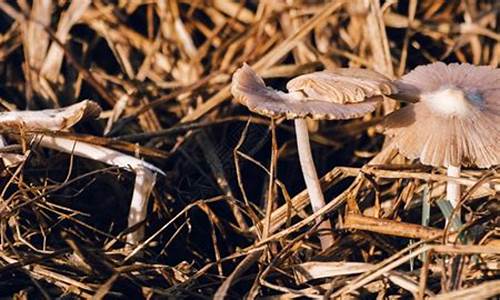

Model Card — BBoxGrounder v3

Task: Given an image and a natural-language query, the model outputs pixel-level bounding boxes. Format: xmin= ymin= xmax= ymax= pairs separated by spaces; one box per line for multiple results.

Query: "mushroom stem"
xmin=446 ymin=165 xmax=461 ymax=221
xmin=294 ymin=118 xmax=334 ymax=250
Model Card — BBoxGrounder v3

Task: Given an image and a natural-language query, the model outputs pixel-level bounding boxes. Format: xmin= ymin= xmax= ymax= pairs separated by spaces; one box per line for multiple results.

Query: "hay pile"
xmin=0 ymin=1 xmax=498 ymax=298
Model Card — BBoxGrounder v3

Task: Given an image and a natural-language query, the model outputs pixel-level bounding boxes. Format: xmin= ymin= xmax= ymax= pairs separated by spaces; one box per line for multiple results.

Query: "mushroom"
xmin=0 ymin=100 xmax=164 ymax=245
xmin=0 ymin=100 xmax=101 ymax=131
xmin=231 ymin=64 xmax=396 ymax=249
xmin=384 ymin=62 xmax=500 ymax=220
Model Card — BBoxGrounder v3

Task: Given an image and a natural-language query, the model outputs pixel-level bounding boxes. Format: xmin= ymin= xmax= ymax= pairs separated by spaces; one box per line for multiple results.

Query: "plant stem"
xmin=294 ymin=119 xmax=334 ymax=250
xmin=446 ymin=165 xmax=461 ymax=223
xmin=127 ymin=167 xmax=157 ymax=245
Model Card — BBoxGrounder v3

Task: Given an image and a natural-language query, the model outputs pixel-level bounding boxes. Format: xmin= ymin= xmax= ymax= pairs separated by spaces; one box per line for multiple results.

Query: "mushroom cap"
xmin=0 ymin=100 xmax=102 ymax=131
xmin=287 ymin=68 xmax=396 ymax=103
xmin=231 ymin=64 xmax=386 ymax=120
xmin=385 ymin=62 xmax=500 ymax=168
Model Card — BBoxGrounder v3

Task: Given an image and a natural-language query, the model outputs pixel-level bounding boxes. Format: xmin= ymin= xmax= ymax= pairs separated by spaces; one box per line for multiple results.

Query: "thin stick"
xmin=294 ymin=119 xmax=333 ymax=250
xmin=417 ymin=249 xmax=433 ymax=300
xmin=342 ymin=214 xmax=444 ymax=240
xmin=263 ymin=119 xmax=277 ymax=240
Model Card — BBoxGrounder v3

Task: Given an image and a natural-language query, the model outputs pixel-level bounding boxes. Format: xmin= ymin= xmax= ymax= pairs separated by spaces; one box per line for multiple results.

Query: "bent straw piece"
xmin=213 ymin=249 xmax=264 ymax=300
xmin=0 ymin=135 xmax=25 ymax=167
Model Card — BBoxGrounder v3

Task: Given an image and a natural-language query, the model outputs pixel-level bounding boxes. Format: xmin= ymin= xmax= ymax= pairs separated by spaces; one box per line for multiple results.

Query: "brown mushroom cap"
xmin=385 ymin=62 xmax=500 ymax=168
xmin=231 ymin=64 xmax=386 ymax=120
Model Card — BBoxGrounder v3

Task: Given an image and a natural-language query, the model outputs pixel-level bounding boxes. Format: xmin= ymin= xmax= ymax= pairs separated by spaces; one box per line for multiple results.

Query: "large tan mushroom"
xmin=385 ymin=62 xmax=500 ymax=218
xmin=232 ymin=63 xmax=396 ymax=249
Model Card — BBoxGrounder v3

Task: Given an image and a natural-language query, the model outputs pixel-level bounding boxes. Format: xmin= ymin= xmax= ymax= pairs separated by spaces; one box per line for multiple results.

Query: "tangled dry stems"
xmin=0 ymin=0 xmax=498 ymax=298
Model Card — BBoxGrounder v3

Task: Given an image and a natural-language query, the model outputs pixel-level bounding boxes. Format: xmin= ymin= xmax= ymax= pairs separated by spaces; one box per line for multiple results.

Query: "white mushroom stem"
xmin=446 ymin=165 xmax=461 ymax=217
xmin=128 ymin=166 xmax=157 ymax=245
xmin=294 ymin=119 xmax=334 ymax=250
xmin=32 ymin=134 xmax=163 ymax=245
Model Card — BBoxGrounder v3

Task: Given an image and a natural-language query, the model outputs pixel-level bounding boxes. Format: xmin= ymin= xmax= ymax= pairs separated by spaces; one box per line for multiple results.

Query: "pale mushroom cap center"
xmin=421 ymin=86 xmax=483 ymax=117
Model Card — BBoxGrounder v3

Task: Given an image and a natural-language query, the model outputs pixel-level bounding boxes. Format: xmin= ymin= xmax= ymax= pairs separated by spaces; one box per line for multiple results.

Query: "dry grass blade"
xmin=342 ymin=213 xmax=445 ymax=240
xmin=181 ymin=1 xmax=346 ymax=122
xmin=40 ymin=0 xmax=91 ymax=83
xmin=213 ymin=249 xmax=264 ymax=300
xmin=293 ymin=261 xmax=373 ymax=284
xmin=332 ymin=244 xmax=500 ymax=297
xmin=0 ymin=0 xmax=497 ymax=298
xmin=428 ymin=280 xmax=500 ymax=300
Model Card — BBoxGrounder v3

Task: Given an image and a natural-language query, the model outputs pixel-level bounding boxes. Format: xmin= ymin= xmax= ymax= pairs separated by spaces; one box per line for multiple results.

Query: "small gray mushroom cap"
xmin=385 ymin=62 xmax=500 ymax=168
xmin=231 ymin=64 xmax=394 ymax=120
